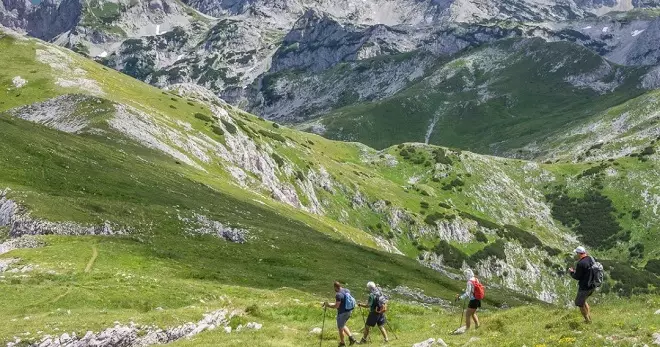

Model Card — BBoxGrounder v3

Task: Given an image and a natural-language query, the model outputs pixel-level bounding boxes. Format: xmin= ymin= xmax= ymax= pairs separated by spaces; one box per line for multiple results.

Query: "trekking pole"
xmin=385 ymin=319 xmax=398 ymax=340
xmin=459 ymin=298 xmax=466 ymax=329
xmin=359 ymin=306 xmax=371 ymax=343
xmin=320 ymin=305 xmax=327 ymax=347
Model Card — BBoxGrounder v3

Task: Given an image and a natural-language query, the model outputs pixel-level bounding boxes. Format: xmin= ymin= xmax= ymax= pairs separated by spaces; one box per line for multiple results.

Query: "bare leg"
xmin=472 ymin=311 xmax=480 ymax=328
xmin=343 ymin=326 xmax=352 ymax=338
xmin=465 ymin=308 xmax=475 ymax=330
xmin=338 ymin=328 xmax=345 ymax=345
xmin=362 ymin=326 xmax=370 ymax=340
xmin=580 ymin=302 xmax=592 ymax=323
xmin=378 ymin=325 xmax=389 ymax=341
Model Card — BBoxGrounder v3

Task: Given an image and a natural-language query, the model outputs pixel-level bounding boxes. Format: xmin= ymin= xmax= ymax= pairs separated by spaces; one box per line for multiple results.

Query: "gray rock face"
xmin=0 ymin=0 xmax=82 ymax=40
xmin=31 ymin=309 xmax=237 ymax=347
xmin=624 ymin=18 xmax=660 ymax=66
xmin=0 ymin=190 xmax=128 ymax=238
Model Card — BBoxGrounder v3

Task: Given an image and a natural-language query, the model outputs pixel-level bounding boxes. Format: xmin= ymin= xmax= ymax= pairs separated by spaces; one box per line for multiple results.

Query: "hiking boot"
xmin=349 ymin=336 xmax=357 ymax=345
xmin=338 ymin=343 xmax=346 ymax=347
xmin=359 ymin=337 xmax=368 ymax=344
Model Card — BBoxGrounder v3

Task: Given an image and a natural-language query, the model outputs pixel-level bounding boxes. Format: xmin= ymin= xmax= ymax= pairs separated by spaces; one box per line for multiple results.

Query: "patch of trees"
xmin=600 ymin=260 xmax=660 ymax=297
xmin=545 ymin=190 xmax=625 ymax=249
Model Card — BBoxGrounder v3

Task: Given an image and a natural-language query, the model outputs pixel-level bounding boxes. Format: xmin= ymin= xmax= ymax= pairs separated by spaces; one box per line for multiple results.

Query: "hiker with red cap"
xmin=455 ymin=268 xmax=484 ymax=332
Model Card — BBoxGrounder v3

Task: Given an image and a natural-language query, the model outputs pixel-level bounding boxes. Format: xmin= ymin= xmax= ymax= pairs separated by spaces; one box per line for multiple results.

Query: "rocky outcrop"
xmin=23 ymin=310 xmax=257 ymax=347
xmin=8 ymin=94 xmax=105 ymax=133
xmin=180 ymin=213 xmax=250 ymax=243
xmin=0 ymin=236 xmax=45 ymax=256
xmin=0 ymin=0 xmax=82 ymax=41
xmin=413 ymin=338 xmax=448 ymax=347
xmin=0 ymin=189 xmax=128 ymax=238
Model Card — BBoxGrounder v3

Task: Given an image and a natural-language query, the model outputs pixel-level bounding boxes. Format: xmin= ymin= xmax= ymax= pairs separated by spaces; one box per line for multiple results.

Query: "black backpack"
xmin=588 ymin=256 xmax=604 ymax=289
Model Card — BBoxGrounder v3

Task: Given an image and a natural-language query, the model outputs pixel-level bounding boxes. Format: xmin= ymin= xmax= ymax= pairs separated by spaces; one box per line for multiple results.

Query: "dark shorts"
xmin=366 ymin=312 xmax=386 ymax=327
xmin=337 ymin=310 xmax=352 ymax=329
xmin=575 ymin=289 xmax=594 ymax=307
xmin=468 ymin=299 xmax=481 ymax=309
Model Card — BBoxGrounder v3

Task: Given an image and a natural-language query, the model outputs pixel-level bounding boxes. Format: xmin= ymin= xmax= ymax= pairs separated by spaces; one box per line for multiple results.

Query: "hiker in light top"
xmin=358 ymin=281 xmax=389 ymax=344
xmin=569 ymin=246 xmax=594 ymax=323
xmin=455 ymin=268 xmax=482 ymax=331
xmin=323 ymin=281 xmax=358 ymax=346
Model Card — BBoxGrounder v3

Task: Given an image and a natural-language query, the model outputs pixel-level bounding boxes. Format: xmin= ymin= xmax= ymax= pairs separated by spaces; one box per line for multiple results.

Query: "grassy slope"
xmin=314 ymin=38 xmax=648 ymax=153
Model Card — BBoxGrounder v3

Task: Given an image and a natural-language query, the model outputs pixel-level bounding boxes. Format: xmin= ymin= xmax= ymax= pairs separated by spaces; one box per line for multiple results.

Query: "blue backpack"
xmin=343 ymin=289 xmax=356 ymax=311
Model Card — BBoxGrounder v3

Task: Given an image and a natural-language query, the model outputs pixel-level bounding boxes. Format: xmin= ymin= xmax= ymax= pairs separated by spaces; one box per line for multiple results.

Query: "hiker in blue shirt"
xmin=323 ymin=281 xmax=358 ymax=346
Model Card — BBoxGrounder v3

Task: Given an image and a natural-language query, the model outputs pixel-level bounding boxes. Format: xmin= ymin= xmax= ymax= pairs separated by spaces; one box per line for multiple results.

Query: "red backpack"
xmin=471 ymin=278 xmax=485 ymax=300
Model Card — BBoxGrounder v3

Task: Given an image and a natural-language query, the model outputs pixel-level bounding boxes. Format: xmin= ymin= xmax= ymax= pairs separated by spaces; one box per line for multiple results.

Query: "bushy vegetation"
xmin=221 ymin=119 xmax=237 ymax=134
xmin=644 ymin=259 xmax=660 ymax=276
xmin=424 ymin=212 xmax=455 ymax=226
xmin=194 ymin=113 xmax=213 ymax=122
xmin=211 ymin=125 xmax=224 ymax=136
xmin=546 ymin=190 xmax=624 ymax=249
xmin=600 ymin=260 xmax=660 ymax=296
xmin=433 ymin=148 xmax=453 ymax=165
xmin=258 ymin=130 xmax=287 ymax=143
xmin=469 ymin=239 xmax=507 ymax=265
xmin=459 ymin=212 xmax=501 ymax=230
xmin=433 ymin=240 xmax=467 ymax=268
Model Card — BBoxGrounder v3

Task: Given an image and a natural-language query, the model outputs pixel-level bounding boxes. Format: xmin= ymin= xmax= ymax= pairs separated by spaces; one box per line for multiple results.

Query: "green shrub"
xmin=641 ymin=146 xmax=656 ymax=156
xmin=439 ymin=202 xmax=451 ymax=209
xmin=433 ymin=148 xmax=453 ymax=165
xmin=211 ymin=126 xmax=224 ymax=136
xmin=433 ymin=240 xmax=467 ymax=268
xmin=295 ymin=170 xmax=305 ymax=181
xmin=258 ymin=130 xmax=287 ymax=142
xmin=459 ymin=212 xmax=501 ymax=230
xmin=475 ymin=230 xmax=488 ymax=243
xmin=420 ymin=202 xmax=430 ymax=209
xmin=503 ymin=224 xmax=544 ymax=249
xmin=272 ymin=123 xmax=280 ymax=129
xmin=220 ymin=119 xmax=237 ymax=134
xmin=577 ymin=163 xmax=608 ymax=179
xmin=194 ymin=113 xmax=213 ymax=122
xmin=631 ymin=210 xmax=641 ymax=219
xmin=644 ymin=259 xmax=660 ymax=276
xmin=272 ymin=153 xmax=285 ymax=167
xmin=469 ymin=239 xmax=507 ymax=266
xmin=424 ymin=212 xmax=455 ymax=226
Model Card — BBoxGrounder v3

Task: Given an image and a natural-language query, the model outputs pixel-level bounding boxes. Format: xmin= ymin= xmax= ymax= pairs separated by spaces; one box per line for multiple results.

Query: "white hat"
xmin=366 ymin=281 xmax=376 ymax=290
xmin=574 ymin=246 xmax=587 ymax=254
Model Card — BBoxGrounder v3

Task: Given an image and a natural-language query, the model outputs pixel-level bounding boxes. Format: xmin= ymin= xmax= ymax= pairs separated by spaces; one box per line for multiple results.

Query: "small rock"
xmin=246 ymin=322 xmax=262 ymax=330
xmin=12 ymin=76 xmax=27 ymax=88
xmin=464 ymin=337 xmax=480 ymax=346
xmin=655 ymin=309 xmax=660 ymax=315
xmin=224 ymin=326 xmax=232 ymax=334
xmin=412 ymin=338 xmax=436 ymax=347
xmin=310 ymin=327 xmax=322 ymax=335
xmin=652 ymin=332 xmax=660 ymax=345
xmin=452 ymin=326 xmax=467 ymax=335
xmin=436 ymin=338 xmax=448 ymax=347
xmin=155 ymin=307 xmax=164 ymax=311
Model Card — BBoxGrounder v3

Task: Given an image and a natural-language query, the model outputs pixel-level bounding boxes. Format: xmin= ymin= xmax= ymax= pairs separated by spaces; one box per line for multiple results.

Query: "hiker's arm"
xmin=377 ymin=303 xmax=387 ymax=314
xmin=570 ymin=263 xmax=583 ymax=280
xmin=324 ymin=301 xmax=339 ymax=309
xmin=459 ymin=281 xmax=473 ymax=300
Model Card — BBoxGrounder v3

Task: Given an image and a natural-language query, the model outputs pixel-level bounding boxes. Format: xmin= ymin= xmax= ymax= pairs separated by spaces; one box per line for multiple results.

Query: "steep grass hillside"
xmin=1 ymin=28 xmax=659 ymax=346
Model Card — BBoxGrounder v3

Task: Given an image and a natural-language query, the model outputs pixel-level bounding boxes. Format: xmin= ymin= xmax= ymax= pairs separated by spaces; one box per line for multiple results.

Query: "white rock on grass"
xmin=653 ymin=332 xmax=660 ymax=345
xmin=309 ymin=327 xmax=322 ymax=335
xmin=412 ymin=338 xmax=437 ymax=347
xmin=224 ymin=326 xmax=232 ymax=334
xmin=246 ymin=322 xmax=262 ymax=330
xmin=12 ymin=76 xmax=27 ymax=88
xmin=655 ymin=309 xmax=660 ymax=315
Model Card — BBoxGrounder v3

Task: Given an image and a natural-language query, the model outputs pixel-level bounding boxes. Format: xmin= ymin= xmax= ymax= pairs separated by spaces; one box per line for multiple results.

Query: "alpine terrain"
xmin=0 ymin=0 xmax=660 ymax=346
